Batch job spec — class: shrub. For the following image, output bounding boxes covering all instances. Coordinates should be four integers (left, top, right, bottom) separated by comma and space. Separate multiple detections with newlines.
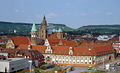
34, 68, 40, 73
40, 65, 47, 70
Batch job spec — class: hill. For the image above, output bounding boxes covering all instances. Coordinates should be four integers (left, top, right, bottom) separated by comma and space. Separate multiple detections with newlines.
77, 25, 120, 34
0, 21, 74, 34
0, 21, 120, 35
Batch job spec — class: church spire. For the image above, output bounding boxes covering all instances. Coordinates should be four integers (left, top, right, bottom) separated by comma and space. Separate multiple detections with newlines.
41, 16, 47, 28
31, 23, 37, 31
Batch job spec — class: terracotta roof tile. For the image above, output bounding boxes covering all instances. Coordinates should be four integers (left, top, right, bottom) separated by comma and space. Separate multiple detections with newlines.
10, 36, 30, 46
48, 38, 78, 47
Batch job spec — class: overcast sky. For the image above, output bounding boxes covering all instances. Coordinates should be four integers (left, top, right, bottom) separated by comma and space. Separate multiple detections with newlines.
0, 0, 120, 28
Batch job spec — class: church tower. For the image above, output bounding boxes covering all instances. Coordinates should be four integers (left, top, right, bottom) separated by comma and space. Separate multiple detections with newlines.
39, 16, 48, 40
56, 28, 63, 39
52, 28, 63, 39
31, 23, 37, 45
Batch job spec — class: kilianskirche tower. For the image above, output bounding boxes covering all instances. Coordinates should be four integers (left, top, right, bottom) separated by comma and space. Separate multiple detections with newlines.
31, 23, 37, 45
39, 16, 48, 40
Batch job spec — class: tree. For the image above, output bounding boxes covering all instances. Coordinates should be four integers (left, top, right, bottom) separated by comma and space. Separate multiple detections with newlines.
34, 68, 40, 73
40, 65, 46, 70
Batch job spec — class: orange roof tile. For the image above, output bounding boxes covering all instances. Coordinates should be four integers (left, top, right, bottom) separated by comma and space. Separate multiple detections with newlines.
10, 36, 30, 46
48, 38, 78, 47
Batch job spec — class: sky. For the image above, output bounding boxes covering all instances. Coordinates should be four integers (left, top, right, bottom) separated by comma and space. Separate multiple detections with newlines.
0, 0, 120, 28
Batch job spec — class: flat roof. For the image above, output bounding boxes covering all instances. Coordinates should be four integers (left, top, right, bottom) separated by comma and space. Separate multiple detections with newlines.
0, 58, 27, 62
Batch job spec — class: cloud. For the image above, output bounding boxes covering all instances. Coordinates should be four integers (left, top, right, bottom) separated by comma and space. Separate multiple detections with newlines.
106, 12, 112, 16
46, 13, 57, 18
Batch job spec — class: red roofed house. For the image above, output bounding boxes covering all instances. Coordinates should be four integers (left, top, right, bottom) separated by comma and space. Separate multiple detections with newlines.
6, 36, 30, 49
17, 43, 115, 67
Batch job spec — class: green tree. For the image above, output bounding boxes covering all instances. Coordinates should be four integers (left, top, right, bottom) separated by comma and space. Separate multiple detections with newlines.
40, 65, 47, 70
34, 68, 40, 73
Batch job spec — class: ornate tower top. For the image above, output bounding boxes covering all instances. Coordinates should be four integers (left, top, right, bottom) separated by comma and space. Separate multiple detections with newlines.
41, 16, 47, 28
31, 23, 37, 31
58, 28, 62, 32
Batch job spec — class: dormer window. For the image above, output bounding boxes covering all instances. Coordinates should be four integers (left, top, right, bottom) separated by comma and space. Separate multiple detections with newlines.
17, 54, 22, 56
25, 56, 27, 58
69, 47, 73, 55
88, 48, 91, 51
27, 56, 30, 58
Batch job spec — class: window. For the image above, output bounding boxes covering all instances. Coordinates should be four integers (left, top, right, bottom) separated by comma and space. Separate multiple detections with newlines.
66, 61, 68, 64
63, 56, 64, 59
81, 62, 84, 64
59, 61, 61, 63
77, 62, 79, 64
77, 56, 79, 60
70, 61, 72, 64
81, 56, 83, 60
93, 57, 95, 60
59, 56, 61, 59
73, 56, 75, 60
32, 52, 34, 55
73, 61, 75, 64
89, 62, 92, 64
63, 61, 64, 63
85, 62, 87, 64
56, 56, 57, 59
85, 57, 87, 60
66, 56, 68, 59
89, 57, 91, 60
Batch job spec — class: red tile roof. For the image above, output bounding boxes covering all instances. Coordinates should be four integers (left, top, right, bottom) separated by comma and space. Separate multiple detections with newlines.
17, 44, 47, 54
10, 36, 30, 46
48, 33, 58, 39
17, 43, 114, 56
0, 48, 44, 60
0, 39, 6, 42
48, 38, 78, 47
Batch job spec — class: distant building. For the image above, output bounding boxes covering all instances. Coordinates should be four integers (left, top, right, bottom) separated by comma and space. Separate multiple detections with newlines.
38, 16, 48, 40
112, 41, 120, 56
0, 58, 29, 73
6, 36, 30, 49
31, 23, 37, 45
49, 28, 63, 39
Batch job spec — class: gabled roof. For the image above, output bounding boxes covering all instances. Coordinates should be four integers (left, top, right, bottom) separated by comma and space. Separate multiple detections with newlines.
17, 44, 47, 54
48, 38, 78, 47
17, 43, 114, 56
10, 36, 30, 46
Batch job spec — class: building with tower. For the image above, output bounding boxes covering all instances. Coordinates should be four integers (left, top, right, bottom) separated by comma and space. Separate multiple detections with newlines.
39, 16, 48, 41
31, 23, 37, 45
49, 28, 63, 39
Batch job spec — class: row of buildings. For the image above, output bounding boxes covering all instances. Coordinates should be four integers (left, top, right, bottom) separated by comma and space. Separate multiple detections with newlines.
0, 16, 119, 72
